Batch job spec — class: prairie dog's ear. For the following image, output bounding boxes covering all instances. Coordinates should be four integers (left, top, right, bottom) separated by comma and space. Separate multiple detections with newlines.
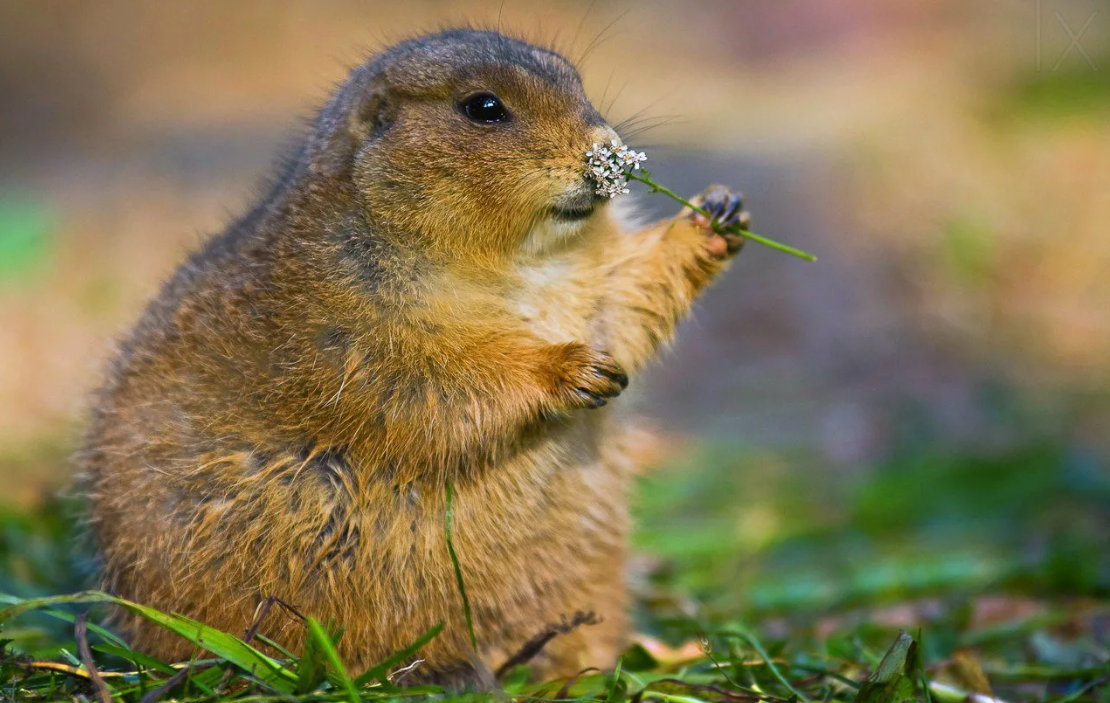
351, 85, 396, 143
311, 77, 394, 177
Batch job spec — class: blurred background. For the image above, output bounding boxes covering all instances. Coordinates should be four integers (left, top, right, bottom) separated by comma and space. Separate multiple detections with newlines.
0, 0, 1108, 626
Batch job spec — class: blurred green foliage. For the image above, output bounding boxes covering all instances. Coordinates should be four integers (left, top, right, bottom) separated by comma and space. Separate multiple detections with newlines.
635, 441, 1110, 617
0, 496, 92, 600
999, 59, 1110, 122
0, 198, 53, 284
942, 215, 997, 284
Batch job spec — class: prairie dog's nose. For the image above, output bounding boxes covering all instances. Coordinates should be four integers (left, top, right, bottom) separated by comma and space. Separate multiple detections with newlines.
587, 125, 621, 149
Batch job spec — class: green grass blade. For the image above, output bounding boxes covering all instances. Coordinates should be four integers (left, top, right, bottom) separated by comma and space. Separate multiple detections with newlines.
91, 643, 177, 676
0, 591, 298, 693
180, 664, 221, 695
445, 479, 478, 654
0, 594, 130, 650
255, 633, 298, 660
306, 617, 360, 703
0, 591, 118, 622
851, 632, 917, 703
723, 626, 810, 702
112, 605, 296, 693
295, 619, 328, 694
353, 621, 444, 688
606, 657, 624, 703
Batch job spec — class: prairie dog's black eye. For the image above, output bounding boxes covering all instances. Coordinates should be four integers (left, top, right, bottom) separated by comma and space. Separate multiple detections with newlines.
460, 92, 510, 124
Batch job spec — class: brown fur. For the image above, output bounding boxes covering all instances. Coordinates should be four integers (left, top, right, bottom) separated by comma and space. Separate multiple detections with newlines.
80, 29, 746, 686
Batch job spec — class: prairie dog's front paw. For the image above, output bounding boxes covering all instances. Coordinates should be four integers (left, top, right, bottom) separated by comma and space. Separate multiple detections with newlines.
688, 184, 750, 259
550, 343, 628, 410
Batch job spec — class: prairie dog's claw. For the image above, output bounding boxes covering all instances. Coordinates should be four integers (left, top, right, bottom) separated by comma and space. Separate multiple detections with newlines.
553, 344, 628, 410
689, 184, 750, 258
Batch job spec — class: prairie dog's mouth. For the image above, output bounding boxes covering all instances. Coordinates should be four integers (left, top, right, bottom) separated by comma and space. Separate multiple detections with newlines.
549, 184, 605, 222
524, 187, 603, 255
549, 203, 597, 221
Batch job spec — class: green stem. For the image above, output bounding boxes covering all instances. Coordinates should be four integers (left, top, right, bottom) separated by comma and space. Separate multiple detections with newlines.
445, 479, 478, 654
723, 627, 811, 703
624, 171, 817, 262
304, 619, 360, 703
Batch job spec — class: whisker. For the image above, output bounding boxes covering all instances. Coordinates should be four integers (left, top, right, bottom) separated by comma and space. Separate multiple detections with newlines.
483, 155, 556, 162
571, 0, 602, 54
615, 119, 681, 144
613, 84, 681, 126
576, 7, 632, 66
617, 114, 682, 133
619, 125, 682, 143
597, 69, 617, 118
548, 27, 563, 56
613, 99, 675, 132
604, 79, 630, 119
614, 108, 685, 140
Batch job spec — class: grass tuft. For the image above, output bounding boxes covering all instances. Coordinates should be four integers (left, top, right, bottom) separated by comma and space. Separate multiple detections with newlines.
446, 478, 479, 655
1, 440, 1108, 701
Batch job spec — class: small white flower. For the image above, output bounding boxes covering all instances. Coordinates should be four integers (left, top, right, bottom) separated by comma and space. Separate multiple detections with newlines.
585, 141, 647, 198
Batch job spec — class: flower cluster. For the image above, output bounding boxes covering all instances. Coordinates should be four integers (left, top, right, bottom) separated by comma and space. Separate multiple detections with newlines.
586, 139, 648, 198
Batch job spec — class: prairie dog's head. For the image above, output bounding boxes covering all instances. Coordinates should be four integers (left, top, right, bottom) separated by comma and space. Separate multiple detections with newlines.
308, 29, 619, 260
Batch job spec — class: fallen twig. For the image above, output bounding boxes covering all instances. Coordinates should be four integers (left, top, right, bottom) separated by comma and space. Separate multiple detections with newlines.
555, 667, 603, 700
137, 665, 194, 703
495, 611, 599, 679
76, 611, 115, 703
9, 660, 129, 679
630, 678, 767, 703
